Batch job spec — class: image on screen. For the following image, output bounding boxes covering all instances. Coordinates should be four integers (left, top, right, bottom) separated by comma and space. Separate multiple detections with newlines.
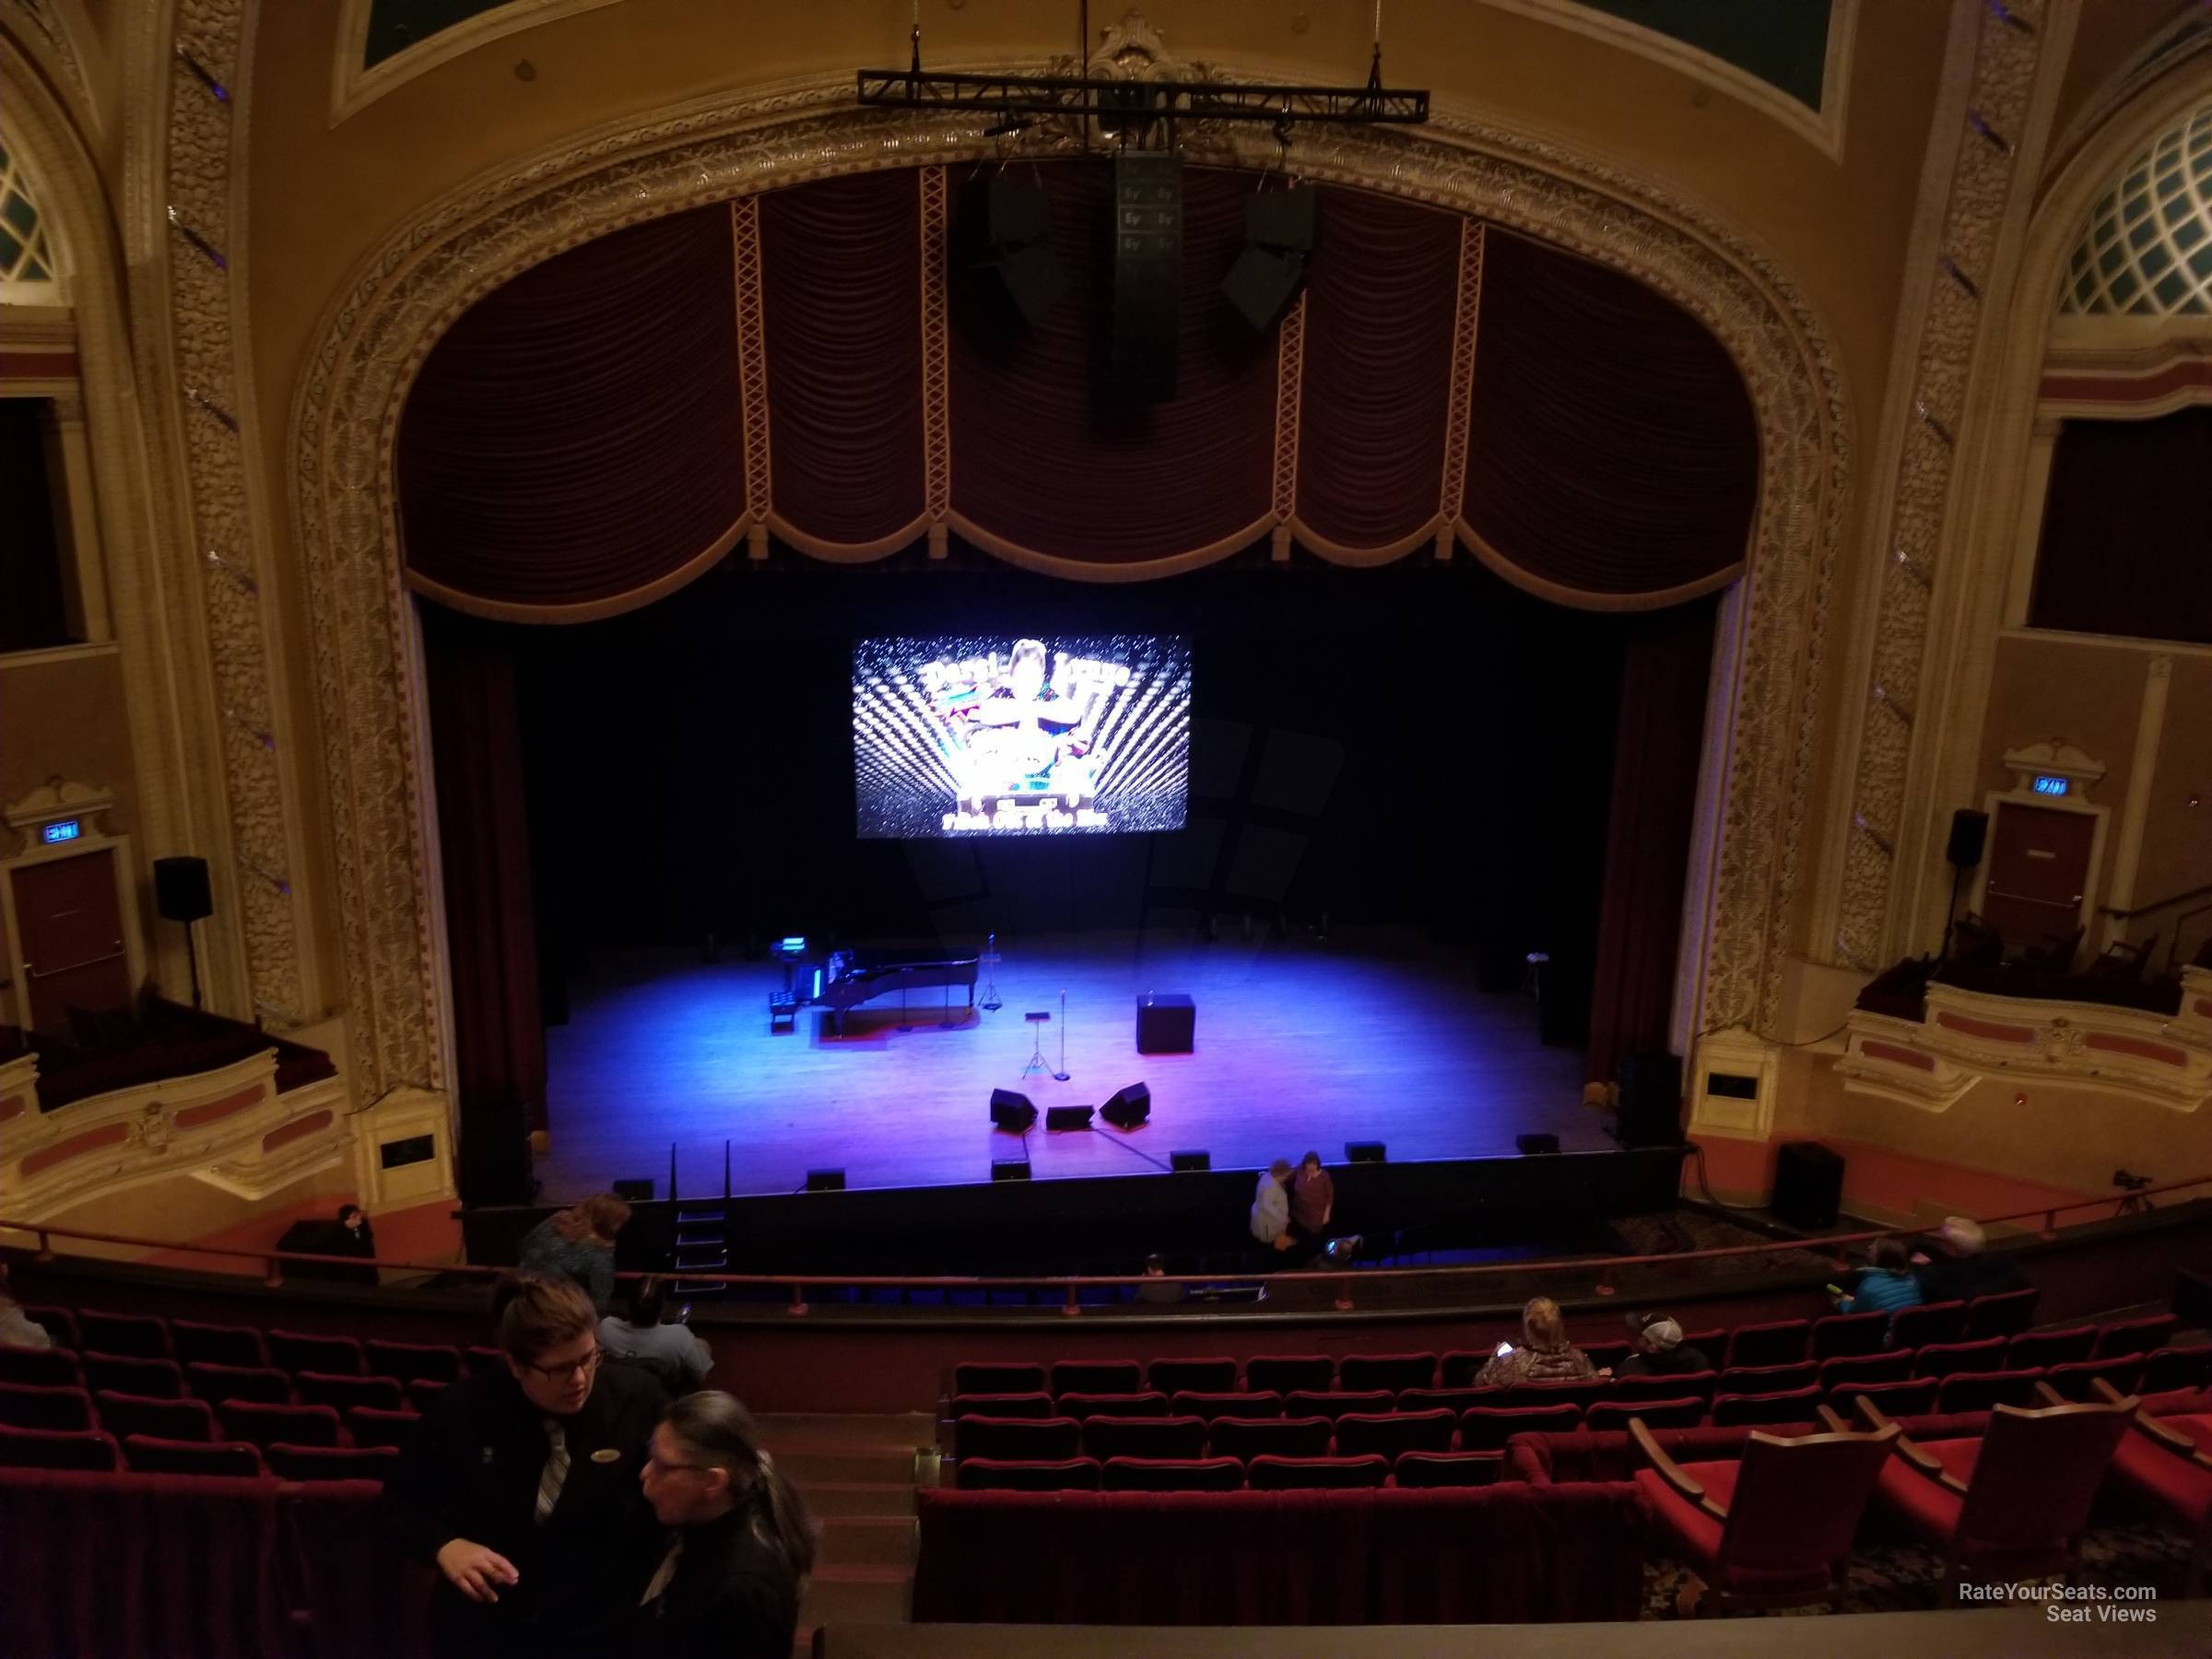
854, 634, 1192, 838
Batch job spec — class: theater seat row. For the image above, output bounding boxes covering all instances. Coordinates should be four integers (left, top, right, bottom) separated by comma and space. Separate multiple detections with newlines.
9, 1308, 490, 1384
958, 1452, 1501, 1492
0, 1419, 398, 1480
0, 1380, 435, 1453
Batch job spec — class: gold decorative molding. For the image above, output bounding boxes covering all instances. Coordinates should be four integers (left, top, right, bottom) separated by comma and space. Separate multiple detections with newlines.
289, 66, 1849, 1095
1434, 220, 1483, 563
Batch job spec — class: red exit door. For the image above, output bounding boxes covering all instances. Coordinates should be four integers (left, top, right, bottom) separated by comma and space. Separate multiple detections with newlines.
1982, 803, 2097, 949
11, 850, 132, 1037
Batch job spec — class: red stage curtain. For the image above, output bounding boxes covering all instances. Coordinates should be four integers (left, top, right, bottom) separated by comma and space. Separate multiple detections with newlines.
760, 170, 927, 547
1463, 229, 1758, 600
1293, 186, 1463, 552
421, 605, 547, 1158
2030, 408, 2212, 645
396, 206, 747, 612
1585, 597, 1717, 1084
946, 163, 1277, 564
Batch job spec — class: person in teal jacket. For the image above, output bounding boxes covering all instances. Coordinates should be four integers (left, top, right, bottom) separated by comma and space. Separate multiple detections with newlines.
1835, 1237, 1924, 1316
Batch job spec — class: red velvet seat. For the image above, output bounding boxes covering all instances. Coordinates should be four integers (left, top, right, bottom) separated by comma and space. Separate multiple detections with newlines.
954, 1414, 1081, 1462
0, 1345, 82, 1389
1048, 1359, 1142, 1396
1338, 1354, 1437, 1394
955, 1455, 1101, 1491
952, 1362, 1046, 1396
1723, 1320, 1810, 1371
1334, 1409, 1455, 1460
1282, 1389, 1393, 1420
2139, 1348, 2212, 1396
2094, 1315, 2179, 1360
186, 1362, 291, 1407
0, 1423, 120, 1471
1936, 1369, 2045, 1414
1246, 1453, 1388, 1489
82, 1352, 184, 1400
76, 1312, 170, 1360
1613, 1371, 1717, 1405
1081, 1414, 1206, 1462
1831, 1378, 1937, 1417
223, 1400, 345, 1451
1809, 1311, 1890, 1359
1396, 1386, 1493, 1415
406, 1378, 453, 1415
0, 1381, 94, 1430
1460, 1403, 1581, 1450
18, 1307, 77, 1350
1101, 1456, 1246, 1492
363, 1339, 462, 1386
171, 1320, 267, 1370
1711, 1388, 1822, 1429
2005, 1325, 2098, 1370
1208, 1415, 1334, 1463
1911, 1337, 2006, 1380
1888, 1300, 1968, 1349
1145, 1357, 1238, 1395
1632, 1408, 1899, 1613
345, 1406, 421, 1450
265, 1443, 401, 1482
1962, 1288, 2040, 1340
1586, 1396, 1703, 1432
122, 1434, 265, 1477
1054, 1390, 1168, 1420
1440, 1349, 1495, 1389
294, 1371, 405, 1413
268, 1331, 364, 1378
1818, 1350, 1913, 1393
1497, 1378, 1612, 1411
1580, 1340, 1632, 1374
1716, 1362, 1817, 1395
2102, 1407, 2212, 1588
1862, 1384, 2136, 1597
949, 1391, 1053, 1420
1171, 1389, 1283, 1421
1244, 1355, 1337, 1394
462, 1345, 506, 1379
94, 1390, 218, 1442
2042, 1355, 2144, 1402
1394, 1450, 1502, 1488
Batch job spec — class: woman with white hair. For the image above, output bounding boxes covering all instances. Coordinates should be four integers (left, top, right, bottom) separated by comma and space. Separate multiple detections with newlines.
1912, 1216, 2031, 1303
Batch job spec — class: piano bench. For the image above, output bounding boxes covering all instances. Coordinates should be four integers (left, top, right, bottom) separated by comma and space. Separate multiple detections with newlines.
768, 992, 799, 1034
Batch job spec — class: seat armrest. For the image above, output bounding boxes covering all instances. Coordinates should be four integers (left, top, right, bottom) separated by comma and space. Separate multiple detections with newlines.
1629, 1417, 1726, 1523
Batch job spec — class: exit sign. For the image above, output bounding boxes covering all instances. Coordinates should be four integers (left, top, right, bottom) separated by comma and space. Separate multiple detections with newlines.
2030, 775, 2070, 797
41, 819, 82, 844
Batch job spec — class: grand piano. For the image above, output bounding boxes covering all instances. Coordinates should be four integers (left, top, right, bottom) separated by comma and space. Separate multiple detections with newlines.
786, 949, 981, 1034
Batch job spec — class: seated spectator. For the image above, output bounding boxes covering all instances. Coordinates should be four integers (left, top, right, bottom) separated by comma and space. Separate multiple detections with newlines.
1912, 1216, 2029, 1304
0, 1263, 51, 1349
599, 1277, 713, 1393
1835, 1237, 1923, 1317
337, 1202, 378, 1260
1616, 1312, 1712, 1378
1250, 1160, 1295, 1253
521, 1194, 632, 1312
1288, 1151, 1335, 1249
1135, 1253, 1186, 1305
1476, 1296, 1601, 1387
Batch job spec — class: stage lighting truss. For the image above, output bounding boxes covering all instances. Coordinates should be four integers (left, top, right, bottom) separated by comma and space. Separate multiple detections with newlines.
855, 70, 1429, 135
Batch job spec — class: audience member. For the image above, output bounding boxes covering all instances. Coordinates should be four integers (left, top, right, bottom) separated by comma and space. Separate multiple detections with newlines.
1475, 1296, 1601, 1387
1288, 1150, 1335, 1249
1250, 1160, 1295, 1253
521, 1194, 632, 1312
336, 1202, 378, 1260
599, 1276, 713, 1393
1135, 1253, 1186, 1304
383, 1273, 666, 1658
1616, 1311, 1712, 1378
0, 1262, 52, 1348
629, 1391, 817, 1659
1834, 1237, 1924, 1317
1911, 1216, 2030, 1304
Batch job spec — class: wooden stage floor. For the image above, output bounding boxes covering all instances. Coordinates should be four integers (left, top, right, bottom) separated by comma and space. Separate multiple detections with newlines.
538, 930, 1606, 1201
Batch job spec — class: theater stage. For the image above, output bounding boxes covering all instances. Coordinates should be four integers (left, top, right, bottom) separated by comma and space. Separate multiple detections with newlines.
537, 929, 1605, 1201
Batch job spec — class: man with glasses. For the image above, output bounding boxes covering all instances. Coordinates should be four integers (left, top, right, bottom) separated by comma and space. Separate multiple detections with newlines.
385, 1273, 668, 1656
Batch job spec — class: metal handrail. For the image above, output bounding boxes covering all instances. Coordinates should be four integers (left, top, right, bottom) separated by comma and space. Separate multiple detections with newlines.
2099, 881, 2212, 922
6, 1171, 2206, 1315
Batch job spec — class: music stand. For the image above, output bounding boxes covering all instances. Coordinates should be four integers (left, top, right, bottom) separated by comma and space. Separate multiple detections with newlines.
1022, 1011, 1051, 1077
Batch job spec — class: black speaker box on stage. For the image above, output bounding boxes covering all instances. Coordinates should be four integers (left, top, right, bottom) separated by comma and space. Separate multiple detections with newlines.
1046, 1105, 1093, 1132
1615, 1052, 1685, 1148
990, 1088, 1038, 1132
1346, 1140, 1386, 1164
992, 1159, 1032, 1182
1947, 807, 1990, 868
805, 1169, 845, 1192
1100, 1082, 1151, 1129
1171, 1149, 1210, 1171
154, 855, 213, 923
1773, 1141, 1845, 1230
1516, 1134, 1559, 1156
1135, 994, 1194, 1054
610, 1179, 653, 1202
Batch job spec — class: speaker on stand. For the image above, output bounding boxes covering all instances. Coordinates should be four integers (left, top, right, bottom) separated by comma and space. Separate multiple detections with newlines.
153, 856, 213, 1009
1941, 807, 1988, 959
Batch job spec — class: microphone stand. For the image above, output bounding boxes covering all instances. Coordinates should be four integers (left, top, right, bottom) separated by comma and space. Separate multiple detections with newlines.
1053, 988, 1070, 1082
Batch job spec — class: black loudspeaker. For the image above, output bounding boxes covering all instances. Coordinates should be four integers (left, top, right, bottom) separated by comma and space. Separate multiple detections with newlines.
1772, 1140, 1845, 1230
610, 1179, 653, 1202
1112, 150, 1182, 398
1616, 1052, 1685, 1148
1046, 1105, 1094, 1131
1221, 245, 1306, 332
955, 173, 1062, 329
991, 1159, 1032, 1182
1100, 1082, 1152, 1129
1515, 1134, 1560, 1156
1135, 994, 1195, 1054
1247, 186, 1319, 252
805, 1169, 845, 1192
1946, 807, 1989, 869
989, 1088, 1038, 1132
1170, 1149, 1210, 1171
153, 856, 213, 923
457, 1097, 533, 1207
1346, 1140, 1386, 1164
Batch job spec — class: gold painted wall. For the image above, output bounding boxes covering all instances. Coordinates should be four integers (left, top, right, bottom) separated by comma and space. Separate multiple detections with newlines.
0, 653, 139, 831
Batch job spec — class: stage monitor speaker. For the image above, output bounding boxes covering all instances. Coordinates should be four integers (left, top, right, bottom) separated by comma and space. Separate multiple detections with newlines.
1221, 245, 1306, 332
153, 855, 213, 923
1616, 1052, 1685, 1148
1516, 1134, 1560, 1156
610, 1179, 653, 1202
1772, 1140, 1844, 1230
989, 1088, 1038, 1132
1135, 994, 1194, 1054
1946, 807, 1989, 869
1170, 1149, 1210, 1171
991, 1159, 1032, 1182
1100, 1082, 1151, 1129
805, 1168, 846, 1193
1046, 1105, 1094, 1132
1346, 1140, 1386, 1164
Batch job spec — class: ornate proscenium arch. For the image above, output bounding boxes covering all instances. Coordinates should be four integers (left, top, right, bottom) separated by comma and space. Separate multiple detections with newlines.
291, 70, 1850, 1102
